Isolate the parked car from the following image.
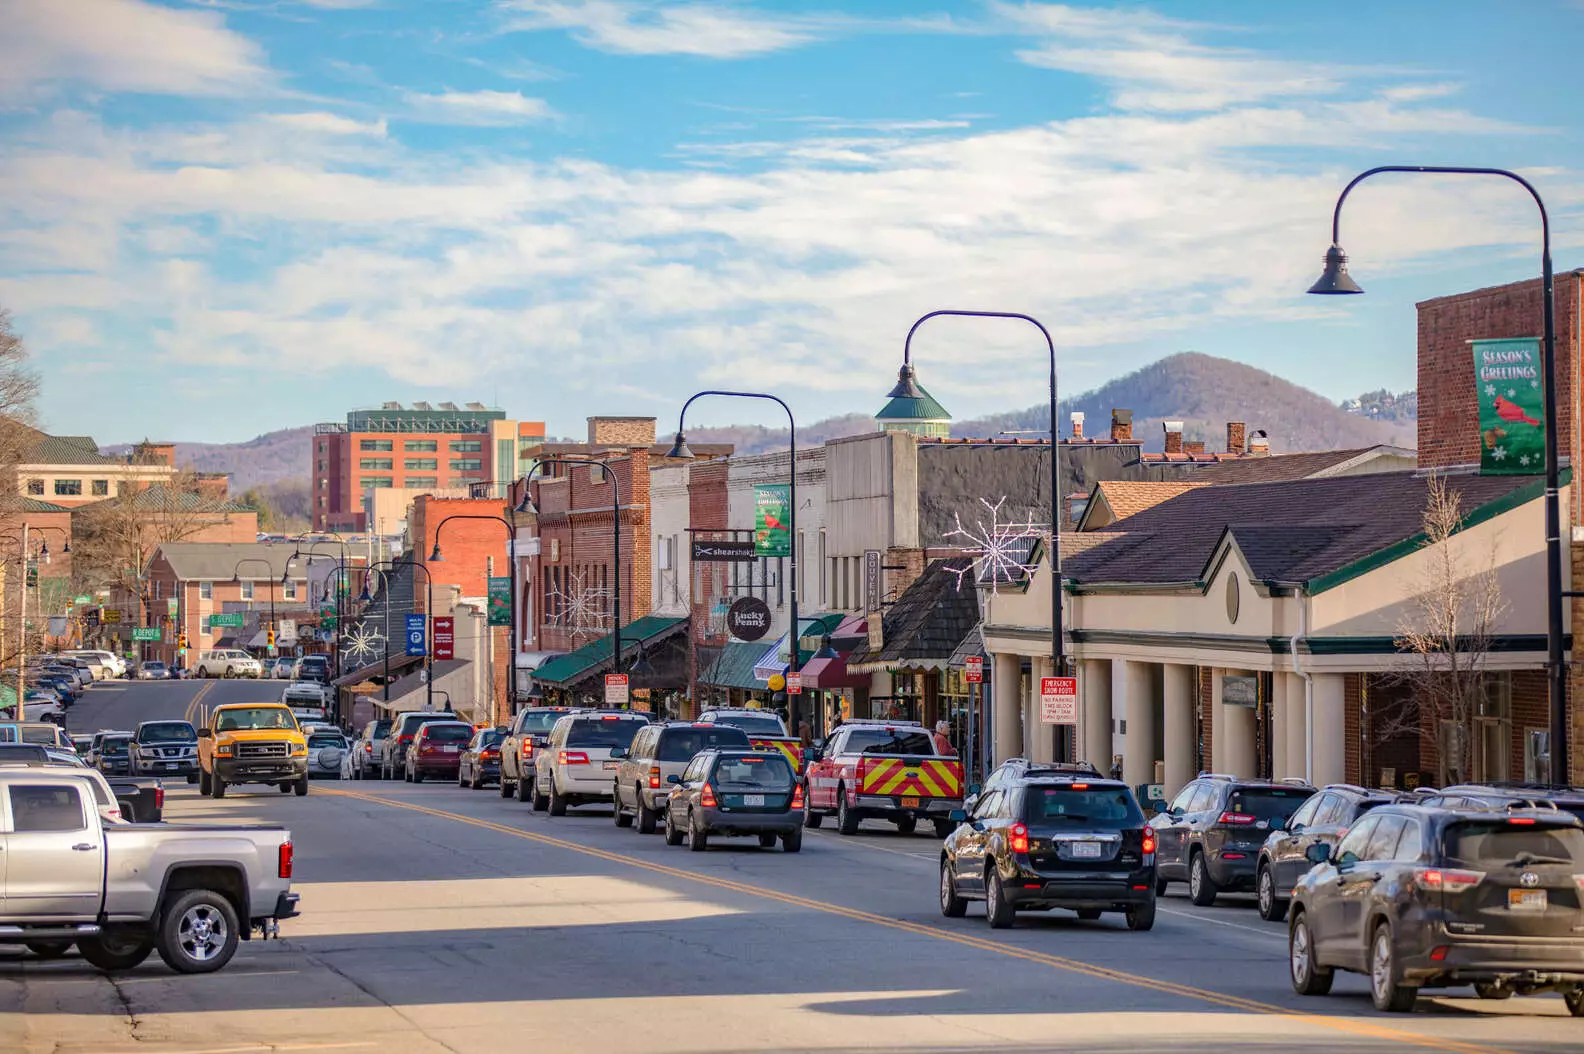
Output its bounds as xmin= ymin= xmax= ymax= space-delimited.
xmin=62 ymin=649 xmax=126 ymax=678
xmin=1288 ymin=804 xmax=1584 ymax=1014
xmin=274 ymin=657 xmax=299 ymax=680
xmin=803 ymin=719 xmax=965 ymax=837
xmin=136 ymin=661 xmax=171 ymax=680
xmin=458 ymin=727 xmax=507 ymax=789
xmin=1152 ymin=774 xmax=1313 ymax=905
xmin=0 ymin=744 xmax=129 ymax=824
xmin=379 ymin=711 xmax=460 ymax=780
xmin=404 ymin=720 xmax=474 ymax=783
xmin=306 ymin=730 xmax=349 ymax=779
xmin=1419 ymin=783 xmax=1584 ymax=823
xmin=96 ymin=733 xmax=134 ymax=776
xmin=0 ymin=767 xmax=298 ymax=972
xmin=295 ymin=655 xmax=332 ymax=685
xmin=1256 ymin=783 xmax=1402 ymax=921
xmin=499 ymin=706 xmax=575 ymax=801
xmin=197 ymin=702 xmax=309 ymax=798
xmin=282 ymin=682 xmax=331 ymax=725
xmin=194 ymin=649 xmax=263 ymax=679
xmin=693 ymin=707 xmax=805 ymax=774
xmin=347 ymin=718 xmax=391 ymax=780
xmin=662 ymin=748 xmax=804 ymax=852
xmin=612 ymin=721 xmax=752 ymax=834
xmin=132 ymin=720 xmax=200 ymax=783
xmin=533 ymin=711 xmax=649 ymax=815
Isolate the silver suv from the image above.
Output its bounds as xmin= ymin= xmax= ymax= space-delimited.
xmin=532 ymin=711 xmax=649 ymax=816
xmin=611 ymin=722 xmax=751 ymax=834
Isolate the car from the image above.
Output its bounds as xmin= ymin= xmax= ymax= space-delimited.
xmin=136 ymin=661 xmax=171 ymax=680
xmin=197 ymin=702 xmax=310 ymax=798
xmin=499 ymin=706 xmax=575 ymax=801
xmin=380 ymin=711 xmax=460 ymax=779
xmin=29 ymin=672 xmax=79 ymax=703
xmin=405 ymin=720 xmax=474 ymax=782
xmin=1256 ymin=784 xmax=1402 ymax=921
xmin=803 ymin=719 xmax=965 ymax=837
xmin=13 ymin=722 xmax=71 ymax=749
xmin=62 ymin=649 xmax=127 ymax=678
xmin=458 ymin=727 xmax=507 ymax=789
xmin=70 ymin=735 xmax=92 ymax=760
xmin=1152 ymin=774 xmax=1314 ymax=906
xmin=132 ymin=720 xmax=200 ymax=783
xmin=283 ymin=682 xmax=331 ymax=725
xmin=306 ymin=729 xmax=349 ymax=779
xmin=96 ymin=733 xmax=134 ymax=776
xmin=1419 ymin=783 xmax=1584 ymax=823
xmin=194 ymin=649 xmax=264 ymax=679
xmin=37 ymin=661 xmax=91 ymax=690
xmin=295 ymin=655 xmax=333 ymax=685
xmin=1288 ymin=803 xmax=1584 ymax=1014
xmin=662 ymin=748 xmax=804 ymax=852
xmin=21 ymin=690 xmax=64 ymax=722
xmin=0 ymin=766 xmax=297 ymax=973
xmin=693 ymin=707 xmax=806 ymax=773
xmin=274 ymin=657 xmax=298 ymax=680
xmin=972 ymin=758 xmax=1102 ymax=808
xmin=612 ymin=721 xmax=752 ymax=834
xmin=347 ymin=718 xmax=391 ymax=780
xmin=533 ymin=710 xmax=649 ymax=815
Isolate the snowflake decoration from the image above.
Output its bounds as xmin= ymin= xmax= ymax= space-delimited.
xmin=550 ymin=570 xmax=613 ymax=640
xmin=1484 ymin=383 xmax=1496 ymax=397
xmin=1531 ymin=379 xmax=1540 ymax=389
xmin=943 ymin=497 xmax=1043 ymax=594
xmin=1507 ymin=388 xmax=1517 ymax=398
xmin=1492 ymin=447 xmax=1508 ymax=461
xmin=1520 ymin=453 xmax=1533 ymax=466
xmin=341 ymin=621 xmax=386 ymax=664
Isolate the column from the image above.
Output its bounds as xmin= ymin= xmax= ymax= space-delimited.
xmin=1285 ymin=673 xmax=1309 ymax=784
xmin=1161 ymin=663 xmax=1195 ymax=800
xmin=992 ymin=651 xmax=1022 ymax=764
xmin=1209 ymin=669 xmax=1226 ymax=774
xmin=1082 ymin=658 xmax=1113 ymax=771
xmin=1121 ymin=661 xmax=1157 ymax=788
xmin=1271 ymin=672 xmax=1290 ymax=780
xmin=1217 ymin=669 xmax=1257 ymax=777
xmin=1028 ymin=657 xmax=1055 ymax=764
xmin=1312 ymin=673 xmax=1346 ymax=785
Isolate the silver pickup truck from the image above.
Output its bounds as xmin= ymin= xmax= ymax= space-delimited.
xmin=0 ymin=767 xmax=299 ymax=973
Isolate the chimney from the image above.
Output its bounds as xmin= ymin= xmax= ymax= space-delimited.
xmin=1226 ymin=421 xmax=1247 ymax=455
xmin=1163 ymin=420 xmax=1184 ymax=454
xmin=1248 ymin=429 xmax=1270 ymax=455
xmin=1110 ymin=408 xmax=1133 ymax=442
xmin=1070 ymin=411 xmax=1085 ymax=439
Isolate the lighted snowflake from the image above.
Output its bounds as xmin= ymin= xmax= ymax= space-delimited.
xmin=943 ymin=497 xmax=1043 ymax=594
xmin=1520 ymin=454 xmax=1533 ymax=466
xmin=341 ymin=621 xmax=387 ymax=664
xmin=550 ymin=570 xmax=613 ymax=640
xmin=1507 ymin=388 xmax=1517 ymax=398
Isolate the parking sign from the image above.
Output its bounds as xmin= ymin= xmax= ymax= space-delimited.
xmin=405 ymin=613 xmax=426 ymax=657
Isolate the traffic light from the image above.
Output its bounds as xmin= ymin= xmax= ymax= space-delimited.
xmin=177 ymin=634 xmax=188 ymax=653
xmin=267 ymin=628 xmax=276 ymax=650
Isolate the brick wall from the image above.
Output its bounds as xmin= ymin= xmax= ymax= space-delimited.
xmin=1344 ymin=673 xmax=1363 ymax=785
xmin=587 ymin=417 xmax=657 ymax=447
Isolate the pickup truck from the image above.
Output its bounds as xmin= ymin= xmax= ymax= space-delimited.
xmin=282 ymin=682 xmax=331 ymax=725
xmin=694 ymin=708 xmax=807 ymax=776
xmin=0 ymin=767 xmax=298 ymax=973
xmin=803 ymin=719 xmax=964 ymax=837
xmin=198 ymin=702 xmax=310 ymax=798
xmin=499 ymin=706 xmax=575 ymax=802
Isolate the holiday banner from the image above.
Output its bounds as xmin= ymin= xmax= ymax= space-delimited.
xmin=487 ymin=576 xmax=512 ymax=626
xmin=753 ymin=484 xmax=790 ymax=557
xmin=1474 ymin=337 xmax=1545 ymax=475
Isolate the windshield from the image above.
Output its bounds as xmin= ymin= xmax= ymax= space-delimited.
xmin=371 ymin=720 xmax=392 ymax=739
xmin=213 ymin=707 xmax=299 ymax=732
xmin=137 ymin=722 xmax=196 ymax=743
xmin=1024 ymin=786 xmax=1145 ymax=828
xmin=659 ymin=727 xmax=750 ymax=761
xmin=1229 ymin=788 xmax=1311 ymax=822
xmin=422 ymin=724 xmax=473 ymax=743
xmin=843 ymin=729 xmax=935 ymax=756
xmin=19 ymin=727 xmax=60 ymax=745
xmin=0 ymin=745 xmax=49 ymax=762
xmin=101 ymin=738 xmax=130 ymax=756
xmin=1445 ymin=821 xmax=1584 ymax=867
xmin=401 ymin=714 xmax=456 ymax=735
xmin=711 ymin=754 xmax=794 ymax=789
xmin=567 ymin=718 xmax=646 ymax=750
xmin=476 ymin=729 xmax=506 ymax=749
xmin=517 ymin=711 xmax=567 ymax=735
xmin=710 ymin=714 xmax=785 ymax=736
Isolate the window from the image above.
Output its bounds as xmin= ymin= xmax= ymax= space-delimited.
xmin=318 ymin=478 xmax=328 ymax=490
xmin=450 ymin=440 xmax=482 ymax=453
xmin=405 ymin=440 xmax=438 ymax=452
xmin=1363 ymin=815 xmax=1406 ymax=861
xmin=818 ymin=530 xmax=827 ymax=604
xmin=1334 ymin=815 xmax=1380 ymax=866
xmin=91 ymin=479 xmax=109 ymax=496
xmin=363 ymin=477 xmax=394 ymax=489
xmin=200 ymin=582 xmax=212 ymax=600
xmin=10 ymin=784 xmax=86 ymax=832
xmin=1024 ymin=786 xmax=1145 ymax=829
xmin=405 ymin=458 xmax=438 ymax=470
xmin=360 ymin=458 xmax=393 ymax=470
xmin=1228 ymin=787 xmax=1310 ymax=823
xmin=317 ymin=459 xmax=327 ymax=472
xmin=1286 ymin=794 xmax=1323 ymax=833
xmin=360 ymin=439 xmax=393 ymax=452
xmin=26 ymin=478 xmax=43 ymax=496
xmin=54 ymin=479 xmax=82 ymax=496
xmin=406 ymin=477 xmax=438 ymax=488
xmin=240 ymin=581 xmax=255 ymax=600
xmin=1393 ymin=820 xmax=1424 ymax=862
xmin=450 ymin=459 xmax=482 ymax=471
xmin=1186 ymin=783 xmax=1219 ymax=813
xmin=284 ymin=580 xmax=298 ymax=600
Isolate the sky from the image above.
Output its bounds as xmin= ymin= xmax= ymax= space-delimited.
xmin=1 ymin=0 xmax=1581 ymax=443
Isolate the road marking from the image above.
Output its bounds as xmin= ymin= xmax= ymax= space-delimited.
xmin=184 ymin=681 xmax=217 ymax=725
xmin=321 ymin=789 xmax=1517 ymax=1054
xmin=1158 ymin=905 xmax=1284 ymax=940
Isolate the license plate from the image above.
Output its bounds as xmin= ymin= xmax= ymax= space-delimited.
xmin=164 ymin=763 xmax=180 ymax=770
xmin=603 ymin=761 xmax=619 ymax=770
xmin=1072 ymin=842 xmax=1103 ymax=859
xmin=443 ymin=746 xmax=458 ymax=753
xmin=900 ymin=796 xmax=920 ymax=809
xmin=1509 ymin=889 xmax=1548 ymax=911
xmin=743 ymin=794 xmax=765 ymax=807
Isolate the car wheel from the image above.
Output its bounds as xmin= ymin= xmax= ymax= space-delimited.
xmin=1288 ymin=911 xmax=1333 ymax=995
xmin=25 ymin=940 xmax=73 ymax=959
xmin=836 ymin=787 xmax=859 ymax=835
xmin=1258 ymin=863 xmax=1287 ymax=922
xmin=1369 ymin=921 xmax=1417 ymax=1012
xmin=1125 ymin=894 xmax=1157 ymax=932
xmin=470 ymin=769 xmax=483 ymax=791
xmin=532 ymin=780 xmax=549 ymax=812
xmin=614 ymin=787 xmax=633 ymax=827
xmin=758 ymin=833 xmax=777 ymax=848
xmin=1076 ymin=908 xmax=1102 ymax=921
xmin=548 ymin=780 xmax=567 ymax=816
xmin=294 ymin=776 xmax=309 ymax=797
xmin=985 ymin=865 xmax=1014 ymax=929
xmin=1564 ymin=988 xmax=1584 ymax=1017
xmin=1188 ymin=850 xmax=1219 ymax=907
xmin=939 ymin=857 xmax=967 ymax=918
xmin=664 ymin=806 xmax=684 ymax=846
xmin=1473 ymin=982 xmax=1513 ymax=1000
xmin=278 ymin=782 xmax=292 ymax=794
xmin=500 ymin=777 xmax=514 ymax=799
xmin=198 ymin=770 xmax=211 ymax=796
xmin=688 ymin=810 xmax=709 ymax=852
xmin=225 ymin=667 xmax=235 ymax=679
xmin=636 ymin=793 xmax=658 ymax=834
xmin=185 ymin=774 xmax=198 ymax=785
xmin=410 ymin=767 xmax=423 ymax=784
xmin=78 ymin=929 xmax=154 ymax=972
xmin=1155 ymin=876 xmax=1169 ymax=897
xmin=895 ymin=815 xmax=917 ymax=836
xmin=157 ymin=889 xmax=240 ymax=975
xmin=803 ymin=794 xmax=823 ymax=829
xmin=782 ymin=828 xmax=802 ymax=853
xmin=210 ymin=774 xmax=226 ymax=799
xmin=932 ymin=818 xmax=954 ymax=839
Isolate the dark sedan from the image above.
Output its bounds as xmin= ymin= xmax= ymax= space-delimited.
xmin=96 ymin=733 xmax=134 ymax=776
xmin=663 ymin=749 xmax=803 ymax=852
xmin=458 ymin=727 xmax=507 ymax=789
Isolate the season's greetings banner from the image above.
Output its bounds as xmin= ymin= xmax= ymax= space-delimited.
xmin=753 ymin=484 xmax=791 ymax=557
xmin=1473 ymin=337 xmax=1545 ymax=475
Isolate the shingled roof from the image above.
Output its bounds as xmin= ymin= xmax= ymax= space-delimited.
xmin=1085 ymin=480 xmax=1209 ymax=528
xmin=1184 ymin=446 xmax=1414 ymax=485
xmin=22 ymin=433 xmax=117 ymax=467
xmin=846 ymin=557 xmax=979 ymax=672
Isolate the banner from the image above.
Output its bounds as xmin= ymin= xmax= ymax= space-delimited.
xmin=432 ymin=617 xmax=455 ymax=660
xmin=1473 ymin=337 xmax=1545 ymax=475
xmin=753 ymin=484 xmax=790 ymax=557
xmin=487 ymin=576 xmax=512 ymax=626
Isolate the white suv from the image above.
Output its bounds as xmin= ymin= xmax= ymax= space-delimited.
xmin=195 ymin=649 xmax=263 ymax=679
xmin=532 ymin=711 xmax=649 ymax=816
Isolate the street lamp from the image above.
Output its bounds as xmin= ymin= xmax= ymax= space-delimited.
xmin=667 ymin=390 xmax=802 ymax=728
xmin=286 ymin=539 xmax=352 ymax=677
xmin=430 ymin=512 xmax=521 ymax=715
xmin=1308 ymin=165 xmax=1564 ymax=786
xmin=363 ymin=558 xmax=436 ymax=711
xmin=231 ymin=557 xmax=279 ymax=657
xmin=7 ymin=525 xmax=72 ymax=703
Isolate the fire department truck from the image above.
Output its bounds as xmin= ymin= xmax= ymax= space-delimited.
xmin=803 ymin=719 xmax=964 ymax=837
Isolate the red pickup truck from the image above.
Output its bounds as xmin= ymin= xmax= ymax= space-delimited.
xmin=694 ymin=708 xmax=806 ymax=776
xmin=804 ymin=719 xmax=964 ymax=837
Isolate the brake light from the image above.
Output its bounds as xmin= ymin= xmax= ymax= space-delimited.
xmin=364 ymin=743 xmax=373 ymax=754
xmin=701 ymin=783 xmax=718 ymax=808
xmin=602 ymin=715 xmax=619 ymax=721
xmin=560 ymin=751 xmax=589 ymax=765
xmin=1071 ymin=783 xmax=1088 ymax=790
xmin=1508 ymin=817 xmax=1537 ymax=825
xmin=482 ymin=749 xmax=499 ymax=760
xmin=791 ymin=783 xmax=804 ymax=808
xmin=155 ymin=786 xmax=164 ymax=810
xmin=1141 ymin=826 xmax=1156 ymax=855
xmin=1416 ymin=868 xmax=1485 ymax=893
xmin=1010 ymin=822 xmax=1030 ymax=854
xmin=521 ymin=741 xmax=534 ymax=759
xmin=1219 ymin=812 xmax=1257 ymax=825
xmin=1429 ymin=945 xmax=1449 ymax=962
xmin=399 ymin=734 xmax=413 ymax=745
xmin=649 ymin=765 xmax=661 ymax=789
xmin=278 ymin=842 xmax=294 ymax=879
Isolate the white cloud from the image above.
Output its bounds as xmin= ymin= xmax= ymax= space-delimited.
xmin=1380 ymin=82 xmax=1463 ymax=103
xmin=498 ymin=0 xmax=822 ymax=58
xmin=404 ymin=90 xmax=555 ymax=125
xmin=265 ymin=112 xmax=389 ymax=137
xmin=0 ymin=0 xmax=269 ymax=100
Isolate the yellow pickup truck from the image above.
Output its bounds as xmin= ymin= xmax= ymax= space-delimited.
xmin=198 ymin=702 xmax=310 ymax=799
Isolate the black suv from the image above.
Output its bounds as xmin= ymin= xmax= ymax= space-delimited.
xmin=940 ymin=773 xmax=1157 ymax=931
xmin=1153 ymin=774 xmax=1313 ymax=906
xmin=1289 ymin=803 xmax=1584 ymax=1014
xmin=1257 ymin=784 xmax=1403 ymax=921
xmin=295 ymin=655 xmax=333 ymax=685
xmin=1420 ymin=783 xmax=1584 ymax=823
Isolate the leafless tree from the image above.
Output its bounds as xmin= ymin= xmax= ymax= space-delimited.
xmin=0 ymin=308 xmax=42 ymax=679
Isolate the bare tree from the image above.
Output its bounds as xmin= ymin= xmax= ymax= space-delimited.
xmin=1384 ymin=473 xmax=1507 ymax=785
xmin=0 ymin=308 xmax=42 ymax=680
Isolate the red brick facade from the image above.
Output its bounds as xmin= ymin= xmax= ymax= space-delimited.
xmin=409 ymin=496 xmax=513 ymax=716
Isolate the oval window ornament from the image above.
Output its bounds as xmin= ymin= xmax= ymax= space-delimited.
xmin=1226 ymin=573 xmax=1241 ymax=625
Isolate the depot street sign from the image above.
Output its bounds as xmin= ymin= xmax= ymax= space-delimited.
xmin=208 ymin=612 xmax=244 ymax=628
xmin=131 ymin=627 xmax=162 ymax=642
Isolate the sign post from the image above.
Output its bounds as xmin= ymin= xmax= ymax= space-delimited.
xmin=432 ymin=616 xmax=454 ymax=661
xmin=1039 ymin=676 xmax=1078 ymax=725
xmin=965 ymin=655 xmax=983 ymax=684
xmin=404 ymin=614 xmax=427 ymax=657
xmin=605 ymin=673 xmax=630 ymax=707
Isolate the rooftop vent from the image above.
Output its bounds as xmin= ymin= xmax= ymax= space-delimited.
xmin=412 ymin=401 xmax=433 ymax=411
xmin=439 ymin=402 xmax=459 ymax=411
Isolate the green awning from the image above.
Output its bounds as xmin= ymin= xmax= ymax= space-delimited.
xmin=699 ymin=642 xmax=770 ymax=691
xmin=530 ymin=616 xmax=688 ymax=688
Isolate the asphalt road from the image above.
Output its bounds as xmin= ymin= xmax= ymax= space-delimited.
xmin=0 ymin=680 xmax=1580 ymax=1053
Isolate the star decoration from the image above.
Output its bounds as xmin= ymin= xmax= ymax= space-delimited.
xmin=943 ymin=497 xmax=1043 ymax=594
xmin=549 ymin=569 xmax=613 ymax=640
xmin=340 ymin=621 xmax=386 ymax=663
xmin=1492 ymin=447 xmax=1508 ymax=461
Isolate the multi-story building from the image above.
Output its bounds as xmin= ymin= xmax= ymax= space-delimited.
xmin=15 ymin=435 xmax=182 ymax=508
xmin=312 ymin=402 xmax=545 ymax=531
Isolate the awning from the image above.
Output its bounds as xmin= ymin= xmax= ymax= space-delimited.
xmin=372 ymin=659 xmax=471 ymax=712
xmin=797 ymin=655 xmax=869 ymax=690
xmin=530 ymin=616 xmax=688 ymax=688
xmin=751 ymin=613 xmax=849 ymax=680
xmin=332 ymin=653 xmax=423 ymax=687
xmin=700 ymin=641 xmax=772 ymax=691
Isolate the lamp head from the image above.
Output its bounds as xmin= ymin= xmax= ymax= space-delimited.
xmin=428 ymin=543 xmax=443 ymax=562
xmin=357 ymin=582 xmax=372 ymax=604
xmin=513 ymin=491 xmax=537 ymax=515
xmin=813 ymin=635 xmax=839 ymax=660
xmin=1307 ymin=244 xmax=1364 ymax=295
xmin=61 ymin=539 xmax=70 ymax=554
xmin=627 ymin=644 xmax=655 ymax=677
xmin=39 ymin=541 xmax=50 ymax=565
xmin=885 ymin=363 xmax=924 ymax=400
xmin=665 ymin=431 xmax=695 ymax=461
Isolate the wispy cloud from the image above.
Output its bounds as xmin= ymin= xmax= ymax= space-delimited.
xmin=266 ymin=111 xmax=388 ymax=136
xmin=497 ymin=0 xmax=824 ymax=58
xmin=403 ymin=90 xmax=555 ymax=125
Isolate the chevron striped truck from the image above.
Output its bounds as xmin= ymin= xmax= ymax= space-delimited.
xmin=803 ymin=719 xmax=964 ymax=838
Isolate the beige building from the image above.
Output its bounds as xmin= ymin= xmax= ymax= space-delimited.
xmin=16 ymin=435 xmax=178 ymax=508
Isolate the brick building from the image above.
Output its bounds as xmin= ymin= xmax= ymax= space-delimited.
xmin=141 ymin=542 xmax=310 ymax=668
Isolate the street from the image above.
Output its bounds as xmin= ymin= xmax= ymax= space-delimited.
xmin=0 ymin=681 xmax=1575 ymax=1054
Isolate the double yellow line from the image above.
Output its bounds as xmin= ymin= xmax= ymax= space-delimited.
xmin=184 ymin=680 xmax=217 ymax=726
xmin=322 ymin=788 xmax=1517 ymax=1054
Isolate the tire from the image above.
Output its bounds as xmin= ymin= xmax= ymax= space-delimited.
xmin=157 ymin=889 xmax=240 ymax=975
xmin=1369 ymin=921 xmax=1417 ymax=1012
xmin=500 ymin=777 xmax=514 ymax=799
xmin=294 ymin=776 xmax=308 ymax=797
xmin=1156 ymin=876 xmax=1169 ymax=897
xmin=895 ymin=815 xmax=917 ymax=836
xmin=933 ymin=818 xmax=954 ymax=839
xmin=78 ymin=930 xmax=154 ymax=972
xmin=1288 ymin=911 xmax=1333 ymax=995
xmin=26 ymin=940 xmax=72 ymax=959
xmin=688 ymin=811 xmax=708 ymax=852
xmin=548 ymin=780 xmax=567 ymax=816
xmin=517 ymin=772 xmax=533 ymax=803
xmin=1473 ymin=982 xmax=1513 ymax=1000
xmin=198 ymin=770 xmax=211 ymax=796
xmin=836 ymin=787 xmax=859 ymax=835
xmin=939 ymin=857 xmax=967 ymax=918
xmin=758 ymin=833 xmax=777 ymax=848
xmin=532 ymin=780 xmax=549 ymax=812
xmin=470 ymin=769 xmax=483 ymax=791
xmin=637 ymin=793 xmax=658 ymax=834
xmin=614 ymin=787 xmax=633 ymax=828
xmin=411 ymin=768 xmax=423 ymax=784
xmin=1126 ymin=894 xmax=1157 ymax=932
xmin=1076 ymin=908 xmax=1102 ymax=921
xmin=1188 ymin=851 xmax=1219 ymax=907
xmin=279 ymin=782 xmax=291 ymax=793
xmin=985 ymin=865 xmax=1015 ymax=929
xmin=782 ymin=828 xmax=802 ymax=853
xmin=1258 ymin=863 xmax=1287 ymax=922
xmin=210 ymin=773 xmax=226 ymax=800
xmin=664 ymin=807 xmax=684 ymax=846
xmin=225 ymin=667 xmax=235 ymax=679
xmin=185 ymin=774 xmax=198 ymax=785
xmin=1564 ymin=988 xmax=1584 ymax=1017
xmin=803 ymin=797 xmax=823 ymax=829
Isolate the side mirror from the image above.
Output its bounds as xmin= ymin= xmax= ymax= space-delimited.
xmin=1305 ymin=842 xmax=1332 ymax=865
xmin=197 ymin=728 xmax=211 ymax=739
xmin=967 ymin=782 xmax=982 ymax=797
xmin=666 ymin=774 xmax=682 ymax=785
xmin=948 ymin=809 xmax=967 ymax=823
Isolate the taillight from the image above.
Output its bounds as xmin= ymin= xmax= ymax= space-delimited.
xmin=649 ymin=765 xmax=661 ymax=789
xmin=1141 ymin=826 xmax=1156 ymax=855
xmin=1416 ymin=868 xmax=1485 ymax=893
xmin=791 ymin=783 xmax=804 ymax=808
xmin=701 ymin=783 xmax=718 ymax=808
xmin=1508 ymin=817 xmax=1536 ymax=825
xmin=1219 ymin=812 xmax=1257 ymax=825
xmin=1009 ymin=823 xmax=1030 ymax=854
xmin=364 ymin=743 xmax=373 ymax=754
xmin=399 ymin=734 xmax=413 ymax=745
xmin=278 ymin=842 xmax=294 ymax=879
xmin=482 ymin=749 xmax=499 ymax=760
xmin=560 ymin=751 xmax=589 ymax=766
xmin=155 ymin=786 xmax=165 ymax=810
xmin=521 ymin=740 xmax=534 ymax=758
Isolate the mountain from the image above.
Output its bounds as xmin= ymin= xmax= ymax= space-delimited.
xmin=104 ymin=425 xmax=314 ymax=492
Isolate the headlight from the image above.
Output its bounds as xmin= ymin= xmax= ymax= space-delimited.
xmin=290 ymin=742 xmax=308 ymax=756
xmin=215 ymin=744 xmax=233 ymax=757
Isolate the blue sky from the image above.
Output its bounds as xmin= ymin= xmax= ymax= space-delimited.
xmin=2 ymin=0 xmax=1580 ymax=443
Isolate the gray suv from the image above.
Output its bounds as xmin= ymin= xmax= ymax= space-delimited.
xmin=380 ymin=711 xmax=459 ymax=779
xmin=611 ymin=722 xmax=751 ymax=834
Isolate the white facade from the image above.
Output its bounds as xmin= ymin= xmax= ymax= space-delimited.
xmin=724 ymin=448 xmax=827 ymax=641
xmin=650 ymin=464 xmax=691 ymax=618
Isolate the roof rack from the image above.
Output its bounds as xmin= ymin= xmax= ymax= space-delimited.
xmin=841 ymin=718 xmax=925 ymax=727
xmin=1025 ymin=761 xmax=1102 ymax=776
xmin=1197 ymin=772 xmax=1240 ymax=781
xmin=1279 ymin=778 xmax=1315 ymax=787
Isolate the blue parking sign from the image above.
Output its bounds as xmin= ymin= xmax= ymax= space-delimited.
xmin=405 ymin=613 xmax=427 ymax=657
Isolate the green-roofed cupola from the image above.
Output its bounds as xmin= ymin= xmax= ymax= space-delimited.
xmin=875 ymin=364 xmax=951 ymax=438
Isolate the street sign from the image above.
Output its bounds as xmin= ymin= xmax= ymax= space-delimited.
xmin=278 ymin=618 xmax=298 ymax=644
xmin=787 ymin=672 xmax=802 ymax=695
xmin=131 ymin=627 xmax=161 ymax=642
xmin=691 ymin=539 xmax=755 ymax=562
xmin=605 ymin=673 xmax=629 ymax=706
xmin=404 ymin=614 xmax=426 ymax=657
xmin=965 ymin=655 xmax=984 ymax=684
xmin=1040 ymin=676 xmax=1078 ymax=725
xmin=102 ymin=609 xmax=122 ymax=624
xmin=208 ymin=612 xmax=244 ymax=628
xmin=432 ymin=617 xmax=454 ymax=661
xmin=74 ymin=595 xmax=91 ymax=606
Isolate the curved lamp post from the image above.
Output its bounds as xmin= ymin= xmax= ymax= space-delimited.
xmin=1309 ymin=165 xmax=1564 ymax=786
xmin=230 ymin=557 xmax=278 ymax=655
xmin=360 ymin=558 xmax=436 ymax=711
xmin=430 ymin=512 xmax=520 ymax=715
xmin=285 ymin=542 xmax=352 ymax=676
